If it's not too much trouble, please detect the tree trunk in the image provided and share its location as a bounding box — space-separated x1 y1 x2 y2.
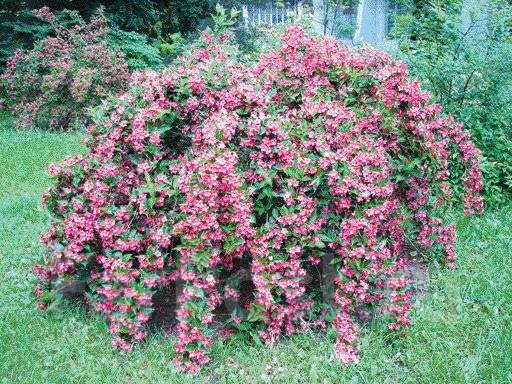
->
312 0 326 34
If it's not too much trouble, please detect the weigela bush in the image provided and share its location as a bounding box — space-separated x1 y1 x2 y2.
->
0 7 130 131
34 27 483 373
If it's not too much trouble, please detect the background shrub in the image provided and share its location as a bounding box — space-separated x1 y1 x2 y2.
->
392 0 512 204
107 28 164 71
0 7 130 131
34 24 482 373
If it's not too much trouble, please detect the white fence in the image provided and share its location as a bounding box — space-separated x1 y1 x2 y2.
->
241 1 303 28
240 0 400 46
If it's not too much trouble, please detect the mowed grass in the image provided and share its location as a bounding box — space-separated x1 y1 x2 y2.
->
0 116 511 383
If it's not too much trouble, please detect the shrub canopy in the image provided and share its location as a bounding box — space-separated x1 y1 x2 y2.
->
34 27 483 373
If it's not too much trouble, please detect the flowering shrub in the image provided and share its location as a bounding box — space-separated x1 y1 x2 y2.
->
0 7 130 131
34 27 483 373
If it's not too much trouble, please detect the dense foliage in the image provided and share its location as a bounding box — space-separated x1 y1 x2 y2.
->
107 28 164 71
0 0 242 69
34 27 482 373
0 8 130 131
392 0 512 204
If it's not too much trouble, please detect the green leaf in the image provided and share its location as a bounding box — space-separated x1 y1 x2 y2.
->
247 303 266 322
223 235 244 254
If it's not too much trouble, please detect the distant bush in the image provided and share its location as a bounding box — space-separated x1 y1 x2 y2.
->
392 0 512 204
0 7 130 131
34 26 482 374
0 7 85 70
0 8 54 70
108 28 164 71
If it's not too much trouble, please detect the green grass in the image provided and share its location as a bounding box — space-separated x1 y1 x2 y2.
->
0 119 511 383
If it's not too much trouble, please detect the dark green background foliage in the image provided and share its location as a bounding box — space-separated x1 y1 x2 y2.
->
107 29 164 71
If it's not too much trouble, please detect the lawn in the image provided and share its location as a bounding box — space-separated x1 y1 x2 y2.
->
0 117 511 383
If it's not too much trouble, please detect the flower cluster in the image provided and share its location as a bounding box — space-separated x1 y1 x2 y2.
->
0 8 130 130
34 27 483 373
